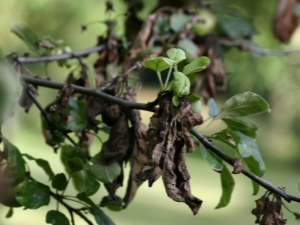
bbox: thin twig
[22,75,300,204]
[50,191,94,225]
[26,85,77,145]
[218,39,300,56]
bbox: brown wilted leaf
[252,195,270,223]
[232,159,243,174]
[273,0,299,42]
[123,122,152,208]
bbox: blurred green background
[0,0,300,224]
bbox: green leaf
[294,3,300,18]
[223,117,258,138]
[142,57,171,72]
[177,39,198,59]
[46,210,70,225]
[170,13,192,32]
[207,98,219,117]
[60,145,86,173]
[22,153,55,180]
[81,170,100,196]
[5,207,13,218]
[235,131,265,177]
[100,195,123,211]
[243,156,260,195]
[76,193,97,207]
[3,139,26,185]
[182,56,210,75]
[90,206,116,225]
[16,181,50,209]
[215,165,235,209]
[217,16,255,40]
[214,92,270,120]
[166,48,186,64]
[153,16,171,35]
[68,157,85,172]
[197,142,223,172]
[172,96,180,107]
[211,129,237,149]
[51,173,68,191]
[91,153,121,183]
[171,71,190,97]
[188,94,202,114]
[298,179,300,191]
[67,97,87,132]
[10,24,39,53]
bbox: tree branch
[22,75,300,204]
[50,191,94,225]
[218,38,300,56]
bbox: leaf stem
[164,66,173,89]
[156,71,164,90]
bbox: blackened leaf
[3,139,26,185]
[196,142,223,172]
[207,98,219,117]
[170,13,192,32]
[182,57,210,75]
[243,156,260,195]
[46,210,70,225]
[235,131,265,176]
[90,206,116,225]
[68,157,85,172]
[188,94,202,114]
[90,160,121,184]
[22,153,55,180]
[10,24,39,53]
[166,48,186,64]
[5,207,13,218]
[223,117,258,138]
[215,165,235,209]
[16,181,50,209]
[51,173,68,191]
[214,92,270,120]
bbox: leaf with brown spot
[273,0,299,42]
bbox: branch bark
[22,75,300,204]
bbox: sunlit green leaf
[214,92,270,120]
[10,24,39,53]
[182,56,210,75]
[172,96,180,107]
[5,208,13,218]
[215,166,235,209]
[235,131,265,176]
[188,94,202,114]
[51,173,68,191]
[46,210,70,225]
[142,57,171,72]
[90,206,116,225]
[91,153,121,184]
[197,142,223,172]
[16,181,50,209]
[172,71,190,97]
[223,117,258,138]
[170,13,192,32]
[207,98,219,117]
[3,139,26,185]
[166,48,186,64]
